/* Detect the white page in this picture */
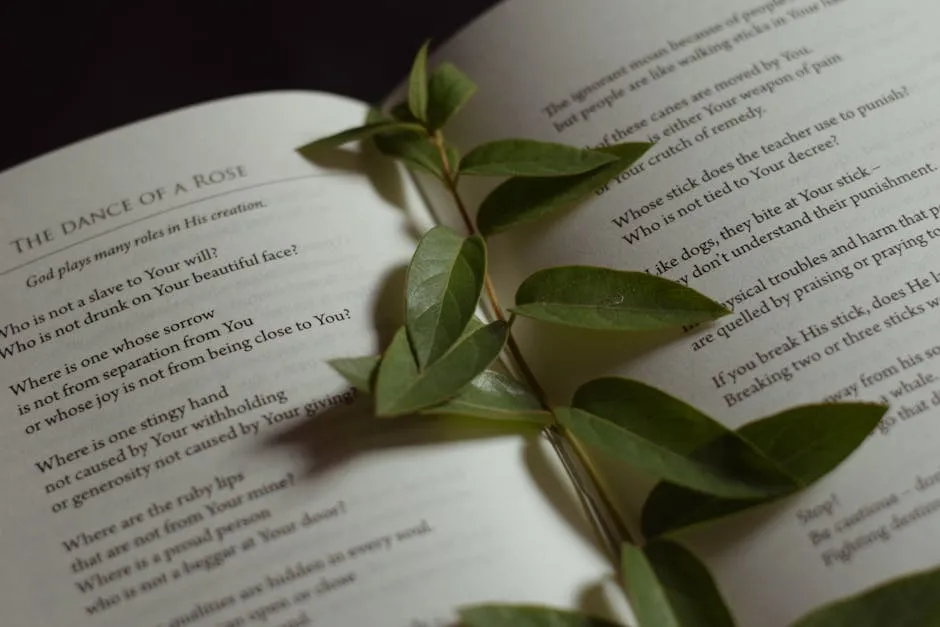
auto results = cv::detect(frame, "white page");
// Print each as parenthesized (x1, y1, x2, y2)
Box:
(0, 93, 631, 626)
(428, 1, 940, 624)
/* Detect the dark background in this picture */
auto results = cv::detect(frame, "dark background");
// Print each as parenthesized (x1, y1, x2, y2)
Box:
(0, 2, 498, 173)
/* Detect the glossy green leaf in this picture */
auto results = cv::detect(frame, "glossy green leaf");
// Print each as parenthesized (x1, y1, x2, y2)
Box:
(297, 122, 424, 154)
(406, 226, 486, 368)
(476, 142, 651, 236)
(512, 266, 730, 331)
(459, 604, 623, 627)
(790, 565, 940, 627)
(375, 321, 508, 417)
(555, 406, 789, 500)
(427, 62, 477, 130)
(641, 403, 886, 537)
(408, 40, 431, 123)
(622, 540, 735, 627)
(421, 370, 551, 424)
(328, 356, 379, 394)
(461, 139, 617, 177)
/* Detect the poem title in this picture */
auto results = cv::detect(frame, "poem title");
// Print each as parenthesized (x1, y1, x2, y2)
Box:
(8, 166, 248, 255)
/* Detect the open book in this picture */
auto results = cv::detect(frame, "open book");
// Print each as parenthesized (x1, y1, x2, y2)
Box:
(3, 0, 939, 624)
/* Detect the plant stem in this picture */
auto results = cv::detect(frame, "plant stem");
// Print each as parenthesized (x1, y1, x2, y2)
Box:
(433, 132, 550, 406)
(432, 131, 630, 554)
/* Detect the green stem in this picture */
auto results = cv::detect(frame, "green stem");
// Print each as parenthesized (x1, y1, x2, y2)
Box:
(433, 132, 550, 407)
(432, 130, 632, 555)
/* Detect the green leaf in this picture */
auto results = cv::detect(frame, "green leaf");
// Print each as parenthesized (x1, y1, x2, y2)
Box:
(736, 403, 885, 485)
(569, 379, 793, 496)
(375, 321, 508, 417)
(297, 122, 424, 154)
(572, 378, 756, 460)
(790, 565, 940, 627)
(641, 402, 886, 537)
(427, 62, 477, 130)
(512, 266, 730, 331)
(461, 139, 617, 177)
(622, 540, 735, 627)
(405, 226, 486, 369)
(555, 406, 789, 500)
(408, 40, 431, 123)
(373, 132, 455, 180)
(459, 604, 623, 627)
(421, 370, 551, 424)
(328, 356, 380, 394)
(389, 100, 419, 123)
(476, 142, 651, 236)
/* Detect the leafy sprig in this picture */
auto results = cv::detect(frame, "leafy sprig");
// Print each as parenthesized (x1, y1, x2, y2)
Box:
(296, 42, 932, 627)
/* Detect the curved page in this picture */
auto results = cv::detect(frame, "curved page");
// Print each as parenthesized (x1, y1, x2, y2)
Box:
(0, 92, 627, 626)
(429, 1, 940, 625)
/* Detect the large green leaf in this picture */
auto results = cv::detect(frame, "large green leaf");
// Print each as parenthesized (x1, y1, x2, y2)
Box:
(406, 226, 486, 369)
(461, 139, 617, 177)
(427, 62, 477, 130)
(297, 122, 424, 154)
(790, 566, 940, 627)
(555, 406, 789, 500)
(421, 370, 551, 424)
(375, 321, 508, 417)
(328, 356, 380, 394)
(512, 266, 729, 331)
(459, 605, 623, 627)
(476, 142, 651, 236)
(641, 403, 886, 538)
(736, 403, 885, 485)
(622, 540, 735, 627)
(408, 40, 431, 123)
(572, 379, 780, 470)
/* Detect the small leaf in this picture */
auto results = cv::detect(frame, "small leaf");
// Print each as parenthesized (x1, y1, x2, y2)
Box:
(408, 40, 431, 123)
(373, 132, 449, 180)
(476, 142, 651, 236)
(460, 604, 623, 627)
(512, 266, 730, 331)
(461, 139, 617, 177)
(389, 100, 419, 123)
(421, 370, 551, 424)
(555, 406, 789, 500)
(622, 540, 735, 627)
(641, 402, 886, 537)
(790, 565, 940, 627)
(427, 62, 477, 130)
(328, 356, 379, 394)
(297, 122, 424, 154)
(375, 321, 508, 417)
(373, 327, 419, 410)
(406, 226, 486, 369)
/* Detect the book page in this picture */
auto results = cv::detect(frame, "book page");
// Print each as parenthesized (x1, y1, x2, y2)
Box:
(427, 0, 940, 624)
(0, 93, 631, 626)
